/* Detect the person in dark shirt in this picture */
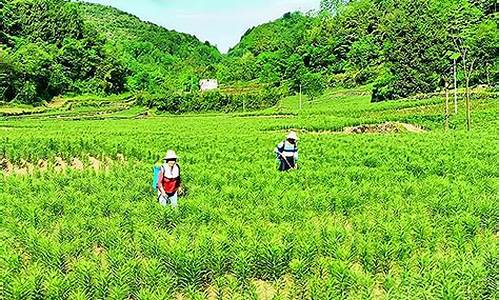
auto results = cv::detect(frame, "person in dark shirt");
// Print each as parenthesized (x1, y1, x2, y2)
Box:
(274, 131, 299, 171)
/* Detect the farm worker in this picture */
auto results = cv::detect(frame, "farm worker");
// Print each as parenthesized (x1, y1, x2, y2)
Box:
(274, 131, 299, 171)
(157, 150, 182, 207)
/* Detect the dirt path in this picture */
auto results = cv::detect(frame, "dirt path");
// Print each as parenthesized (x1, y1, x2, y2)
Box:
(399, 122, 426, 133)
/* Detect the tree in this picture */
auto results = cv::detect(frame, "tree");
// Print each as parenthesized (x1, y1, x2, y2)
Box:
(446, 51, 461, 114)
(454, 18, 498, 130)
(8, 43, 56, 103)
(301, 72, 326, 101)
(442, 77, 450, 131)
(0, 48, 17, 101)
(0, 2, 10, 46)
(285, 54, 307, 92)
(320, 0, 349, 15)
(4, 0, 84, 46)
(256, 52, 283, 85)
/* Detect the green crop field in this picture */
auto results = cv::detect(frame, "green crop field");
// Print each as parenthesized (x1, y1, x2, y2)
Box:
(0, 87, 498, 299)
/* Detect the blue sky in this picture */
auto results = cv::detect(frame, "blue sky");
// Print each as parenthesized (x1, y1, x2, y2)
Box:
(84, 0, 319, 53)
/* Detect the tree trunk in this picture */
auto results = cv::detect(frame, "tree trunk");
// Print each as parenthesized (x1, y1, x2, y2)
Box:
(486, 64, 490, 86)
(453, 59, 458, 114)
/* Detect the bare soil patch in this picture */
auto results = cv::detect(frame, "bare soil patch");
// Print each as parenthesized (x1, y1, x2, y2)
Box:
(1, 154, 126, 176)
(252, 279, 276, 300)
(271, 122, 426, 136)
(343, 122, 426, 134)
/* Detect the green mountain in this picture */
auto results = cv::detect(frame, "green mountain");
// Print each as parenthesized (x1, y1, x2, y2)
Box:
(78, 2, 222, 93)
(0, 0, 497, 107)
(214, 12, 316, 92)
(228, 12, 311, 58)
(218, 0, 498, 101)
(0, 0, 222, 104)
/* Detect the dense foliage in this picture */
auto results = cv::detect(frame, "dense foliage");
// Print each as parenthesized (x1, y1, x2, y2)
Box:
(0, 0, 498, 106)
(0, 0, 130, 104)
(136, 87, 285, 113)
(223, 0, 498, 101)
(77, 2, 222, 94)
(0, 0, 222, 105)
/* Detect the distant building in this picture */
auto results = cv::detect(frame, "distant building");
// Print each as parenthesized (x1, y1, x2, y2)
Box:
(199, 79, 218, 91)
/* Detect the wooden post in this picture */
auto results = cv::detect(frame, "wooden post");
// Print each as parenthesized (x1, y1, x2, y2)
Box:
(241, 86, 245, 112)
(463, 57, 475, 131)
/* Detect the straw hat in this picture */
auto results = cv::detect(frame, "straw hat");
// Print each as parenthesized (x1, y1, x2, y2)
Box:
(287, 131, 298, 140)
(163, 150, 178, 160)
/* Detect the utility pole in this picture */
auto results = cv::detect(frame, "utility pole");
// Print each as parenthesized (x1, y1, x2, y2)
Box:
(299, 84, 302, 110)
(453, 58, 458, 114)
(445, 79, 449, 131)
(241, 86, 245, 112)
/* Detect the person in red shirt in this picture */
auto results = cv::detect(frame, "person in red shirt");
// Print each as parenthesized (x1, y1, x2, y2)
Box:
(157, 150, 182, 207)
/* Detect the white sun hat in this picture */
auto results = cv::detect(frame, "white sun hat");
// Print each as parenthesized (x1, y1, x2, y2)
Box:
(163, 150, 178, 160)
(287, 131, 298, 140)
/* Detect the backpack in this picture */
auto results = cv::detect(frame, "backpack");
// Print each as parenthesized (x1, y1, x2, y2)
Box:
(152, 165, 161, 189)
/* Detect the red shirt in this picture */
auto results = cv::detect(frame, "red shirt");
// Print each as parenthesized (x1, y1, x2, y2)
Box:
(157, 165, 181, 194)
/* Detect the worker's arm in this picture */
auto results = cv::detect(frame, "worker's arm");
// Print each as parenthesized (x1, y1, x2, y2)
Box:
(176, 178, 183, 194)
(157, 168, 166, 196)
(274, 142, 285, 158)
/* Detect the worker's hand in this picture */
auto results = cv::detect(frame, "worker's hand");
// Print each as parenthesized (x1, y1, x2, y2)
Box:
(160, 190, 167, 197)
(178, 186, 184, 195)
(294, 164, 298, 169)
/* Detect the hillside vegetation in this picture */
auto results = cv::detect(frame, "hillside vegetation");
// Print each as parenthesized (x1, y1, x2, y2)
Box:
(221, 0, 498, 101)
(1, 0, 497, 108)
(0, 0, 221, 104)
(78, 2, 222, 94)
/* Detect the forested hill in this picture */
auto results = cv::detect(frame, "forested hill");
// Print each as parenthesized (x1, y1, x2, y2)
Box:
(221, 0, 498, 101)
(228, 12, 311, 58)
(0, 0, 221, 104)
(78, 2, 222, 93)
(0, 0, 498, 106)
(215, 12, 316, 91)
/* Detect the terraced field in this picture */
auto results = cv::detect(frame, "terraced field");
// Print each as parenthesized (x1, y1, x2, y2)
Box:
(0, 87, 498, 299)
